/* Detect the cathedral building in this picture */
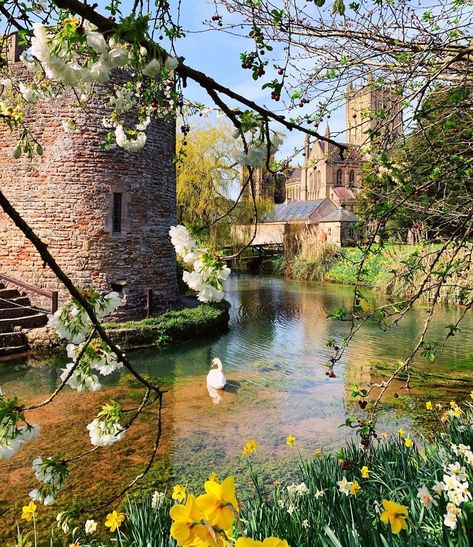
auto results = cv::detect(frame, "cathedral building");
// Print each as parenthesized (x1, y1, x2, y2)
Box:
(285, 79, 403, 208)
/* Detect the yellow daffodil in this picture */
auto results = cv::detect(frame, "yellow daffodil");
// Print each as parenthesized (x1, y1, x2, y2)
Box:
(242, 439, 258, 456)
(435, 403, 442, 410)
(380, 499, 409, 534)
(451, 406, 462, 418)
(21, 501, 37, 521)
(425, 401, 432, 410)
(197, 476, 238, 530)
(235, 538, 289, 547)
(449, 401, 457, 409)
(350, 481, 361, 496)
(397, 428, 405, 438)
(470, 391, 473, 400)
(404, 438, 413, 448)
(441, 412, 449, 423)
(314, 449, 323, 457)
(208, 472, 219, 482)
(172, 484, 187, 502)
(170, 494, 218, 547)
(104, 510, 125, 533)
(360, 466, 369, 478)
(286, 435, 296, 447)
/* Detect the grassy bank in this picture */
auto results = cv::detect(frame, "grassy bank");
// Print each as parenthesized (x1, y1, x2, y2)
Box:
(104, 301, 231, 349)
(276, 242, 472, 304)
(16, 401, 473, 546)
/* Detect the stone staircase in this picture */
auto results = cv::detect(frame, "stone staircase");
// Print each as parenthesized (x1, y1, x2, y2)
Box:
(0, 283, 49, 358)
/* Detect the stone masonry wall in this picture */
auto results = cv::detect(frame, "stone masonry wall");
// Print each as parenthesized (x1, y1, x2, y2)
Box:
(0, 65, 181, 320)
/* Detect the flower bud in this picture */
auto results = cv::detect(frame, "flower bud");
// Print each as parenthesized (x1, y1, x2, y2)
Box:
(140, 46, 148, 57)
(36, 143, 43, 156)
(13, 145, 21, 159)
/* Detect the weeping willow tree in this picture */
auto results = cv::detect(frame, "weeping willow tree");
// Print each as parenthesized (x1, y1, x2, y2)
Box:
(176, 121, 240, 225)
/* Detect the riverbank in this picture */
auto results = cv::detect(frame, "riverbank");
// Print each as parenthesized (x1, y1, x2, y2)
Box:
(15, 401, 473, 546)
(273, 243, 471, 304)
(23, 300, 230, 354)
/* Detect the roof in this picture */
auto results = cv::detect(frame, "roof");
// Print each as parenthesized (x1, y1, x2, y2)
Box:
(319, 209, 359, 223)
(264, 199, 326, 222)
(287, 168, 301, 181)
(332, 186, 357, 201)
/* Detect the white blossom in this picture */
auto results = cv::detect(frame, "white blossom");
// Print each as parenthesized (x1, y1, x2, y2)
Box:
(417, 486, 437, 508)
(85, 519, 98, 534)
(108, 47, 129, 68)
(86, 418, 125, 447)
(60, 363, 102, 392)
(86, 31, 108, 54)
(165, 56, 179, 70)
(19, 82, 40, 103)
(197, 284, 224, 303)
(151, 491, 165, 509)
(143, 58, 161, 77)
(115, 124, 147, 152)
(337, 477, 352, 496)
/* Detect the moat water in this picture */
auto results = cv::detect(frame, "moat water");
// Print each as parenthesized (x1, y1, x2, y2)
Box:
(1, 275, 472, 522)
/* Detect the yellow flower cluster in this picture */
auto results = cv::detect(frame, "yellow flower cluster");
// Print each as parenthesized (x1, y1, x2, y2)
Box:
(169, 476, 288, 547)
(242, 439, 258, 456)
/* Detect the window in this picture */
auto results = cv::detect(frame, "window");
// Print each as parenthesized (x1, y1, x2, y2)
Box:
(336, 169, 343, 186)
(112, 193, 123, 234)
(349, 170, 355, 185)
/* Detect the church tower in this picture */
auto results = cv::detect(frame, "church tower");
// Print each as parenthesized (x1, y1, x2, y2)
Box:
(346, 79, 403, 146)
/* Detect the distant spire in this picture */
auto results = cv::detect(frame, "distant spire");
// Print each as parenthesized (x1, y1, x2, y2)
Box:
(303, 133, 310, 158)
(324, 123, 331, 139)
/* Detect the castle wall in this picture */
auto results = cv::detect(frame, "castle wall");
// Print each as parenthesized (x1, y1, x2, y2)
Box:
(0, 66, 180, 320)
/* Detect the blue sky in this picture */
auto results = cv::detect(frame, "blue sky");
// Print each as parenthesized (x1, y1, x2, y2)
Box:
(163, 0, 347, 161)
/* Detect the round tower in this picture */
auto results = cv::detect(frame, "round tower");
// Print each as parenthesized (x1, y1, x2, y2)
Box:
(0, 36, 180, 320)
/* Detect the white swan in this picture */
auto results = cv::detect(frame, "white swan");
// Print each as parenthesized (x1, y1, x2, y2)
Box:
(207, 357, 226, 390)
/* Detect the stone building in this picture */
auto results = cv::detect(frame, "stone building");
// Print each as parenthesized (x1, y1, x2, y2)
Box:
(284, 79, 403, 208)
(285, 127, 364, 209)
(0, 35, 180, 320)
(233, 199, 360, 248)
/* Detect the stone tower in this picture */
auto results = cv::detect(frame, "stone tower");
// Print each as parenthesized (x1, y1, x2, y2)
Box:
(241, 164, 285, 204)
(346, 79, 403, 146)
(0, 35, 181, 320)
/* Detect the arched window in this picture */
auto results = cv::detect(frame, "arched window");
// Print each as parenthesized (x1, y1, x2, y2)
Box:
(336, 169, 343, 186)
(349, 170, 355, 185)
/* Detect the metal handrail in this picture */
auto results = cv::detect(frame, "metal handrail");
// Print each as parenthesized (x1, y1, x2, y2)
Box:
(0, 273, 58, 313)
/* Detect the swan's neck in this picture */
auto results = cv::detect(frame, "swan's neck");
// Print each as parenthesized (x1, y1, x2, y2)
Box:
(213, 359, 223, 372)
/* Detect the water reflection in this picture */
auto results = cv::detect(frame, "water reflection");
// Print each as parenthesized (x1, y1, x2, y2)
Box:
(1, 274, 472, 490)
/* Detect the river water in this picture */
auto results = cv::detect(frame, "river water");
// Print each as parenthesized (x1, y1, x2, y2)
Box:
(1, 275, 472, 523)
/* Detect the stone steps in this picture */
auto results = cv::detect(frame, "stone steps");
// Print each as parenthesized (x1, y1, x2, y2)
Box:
(0, 332, 29, 357)
(0, 282, 49, 357)
(0, 295, 30, 309)
(0, 306, 38, 319)
(0, 313, 48, 333)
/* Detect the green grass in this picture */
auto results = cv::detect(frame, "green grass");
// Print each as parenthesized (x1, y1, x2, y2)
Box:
(284, 243, 470, 305)
(103, 301, 230, 349)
